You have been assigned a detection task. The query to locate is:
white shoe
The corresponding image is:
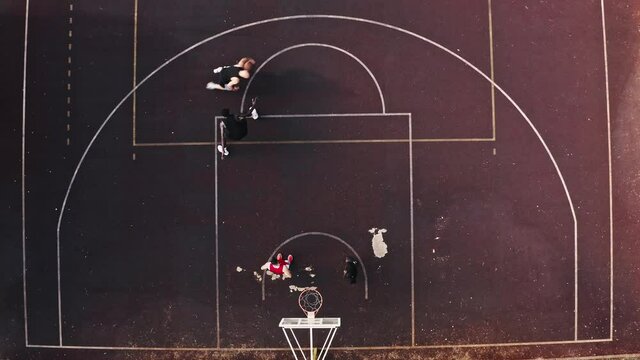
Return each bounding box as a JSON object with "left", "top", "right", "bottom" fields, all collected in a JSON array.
[
  {"left": 206, "top": 82, "right": 215, "bottom": 90},
  {"left": 251, "top": 108, "right": 259, "bottom": 120},
  {"left": 213, "top": 66, "right": 222, "bottom": 73},
  {"left": 217, "top": 145, "right": 229, "bottom": 156}
]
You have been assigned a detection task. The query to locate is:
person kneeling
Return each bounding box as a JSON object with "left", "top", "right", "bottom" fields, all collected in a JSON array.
[{"left": 261, "top": 253, "right": 293, "bottom": 280}]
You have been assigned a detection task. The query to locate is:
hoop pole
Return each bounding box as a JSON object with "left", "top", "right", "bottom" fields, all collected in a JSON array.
[
  {"left": 309, "top": 328, "right": 313, "bottom": 360},
  {"left": 319, "top": 328, "right": 338, "bottom": 360},
  {"left": 289, "top": 328, "right": 308, "bottom": 360},
  {"left": 317, "top": 327, "right": 333, "bottom": 360},
  {"left": 282, "top": 328, "right": 300, "bottom": 360}
]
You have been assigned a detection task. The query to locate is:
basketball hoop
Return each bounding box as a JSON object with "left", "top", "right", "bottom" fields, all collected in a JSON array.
[
  {"left": 299, "top": 289, "right": 323, "bottom": 319},
  {"left": 281, "top": 289, "right": 339, "bottom": 360}
]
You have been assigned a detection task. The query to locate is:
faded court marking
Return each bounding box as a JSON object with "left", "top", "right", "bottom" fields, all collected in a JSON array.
[{"left": 369, "top": 228, "right": 388, "bottom": 258}]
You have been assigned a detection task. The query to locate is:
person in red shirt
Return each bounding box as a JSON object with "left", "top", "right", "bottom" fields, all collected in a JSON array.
[{"left": 261, "top": 253, "right": 294, "bottom": 279}]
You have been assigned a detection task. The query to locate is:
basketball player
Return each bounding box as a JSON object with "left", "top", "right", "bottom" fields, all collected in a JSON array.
[
  {"left": 261, "top": 253, "right": 294, "bottom": 280},
  {"left": 206, "top": 57, "right": 256, "bottom": 91}
]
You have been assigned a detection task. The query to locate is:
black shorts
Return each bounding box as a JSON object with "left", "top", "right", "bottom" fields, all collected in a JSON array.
[{"left": 222, "top": 116, "right": 248, "bottom": 141}]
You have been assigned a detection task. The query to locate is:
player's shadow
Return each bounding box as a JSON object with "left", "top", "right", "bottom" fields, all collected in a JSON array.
[
  {"left": 249, "top": 68, "right": 352, "bottom": 96},
  {"left": 248, "top": 68, "right": 357, "bottom": 115}
]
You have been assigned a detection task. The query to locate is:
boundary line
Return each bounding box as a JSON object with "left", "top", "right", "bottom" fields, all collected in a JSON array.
[
  {"left": 409, "top": 114, "right": 415, "bottom": 345},
  {"left": 488, "top": 0, "right": 496, "bottom": 140},
  {"left": 21, "top": 0, "right": 30, "bottom": 347},
  {"left": 24, "top": 338, "right": 612, "bottom": 351},
  {"left": 231, "top": 113, "right": 403, "bottom": 118},
  {"left": 214, "top": 118, "right": 220, "bottom": 348},
  {"left": 134, "top": 138, "right": 495, "bottom": 146},
  {"left": 600, "top": 0, "right": 614, "bottom": 340},
  {"left": 132, "top": 0, "right": 138, "bottom": 145}
]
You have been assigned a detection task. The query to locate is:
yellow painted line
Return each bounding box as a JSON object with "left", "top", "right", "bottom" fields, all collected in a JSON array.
[
  {"left": 413, "top": 137, "right": 494, "bottom": 143},
  {"left": 24, "top": 338, "right": 612, "bottom": 351}
]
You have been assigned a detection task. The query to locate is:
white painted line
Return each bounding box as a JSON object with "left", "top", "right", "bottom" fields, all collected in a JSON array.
[
  {"left": 488, "top": 0, "right": 496, "bottom": 140},
  {"left": 132, "top": 0, "right": 138, "bottom": 145},
  {"left": 214, "top": 117, "right": 220, "bottom": 348},
  {"left": 408, "top": 113, "right": 416, "bottom": 345},
  {"left": 257, "top": 112, "right": 407, "bottom": 118},
  {"left": 260, "top": 232, "right": 368, "bottom": 301},
  {"left": 53, "top": 15, "right": 580, "bottom": 346},
  {"left": 21, "top": 0, "right": 30, "bottom": 347},
  {"left": 57, "top": 207, "right": 63, "bottom": 345},
  {"left": 134, "top": 141, "right": 216, "bottom": 147},
  {"left": 24, "top": 337, "right": 612, "bottom": 351},
  {"left": 134, "top": 138, "right": 495, "bottom": 146},
  {"left": 240, "top": 43, "right": 386, "bottom": 114},
  {"left": 600, "top": 0, "right": 614, "bottom": 340},
  {"left": 134, "top": 138, "right": 495, "bottom": 147}
]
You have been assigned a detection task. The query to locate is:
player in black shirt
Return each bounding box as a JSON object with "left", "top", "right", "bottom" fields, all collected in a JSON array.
[
  {"left": 217, "top": 98, "right": 259, "bottom": 158},
  {"left": 206, "top": 57, "right": 256, "bottom": 91}
]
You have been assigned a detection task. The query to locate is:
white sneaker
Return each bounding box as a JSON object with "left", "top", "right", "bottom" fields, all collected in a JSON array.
[
  {"left": 217, "top": 145, "right": 229, "bottom": 156},
  {"left": 206, "top": 82, "right": 215, "bottom": 90},
  {"left": 213, "top": 66, "right": 222, "bottom": 73},
  {"left": 251, "top": 108, "right": 259, "bottom": 120}
]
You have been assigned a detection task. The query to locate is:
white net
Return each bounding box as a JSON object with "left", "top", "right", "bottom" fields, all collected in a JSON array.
[{"left": 298, "top": 289, "right": 323, "bottom": 318}]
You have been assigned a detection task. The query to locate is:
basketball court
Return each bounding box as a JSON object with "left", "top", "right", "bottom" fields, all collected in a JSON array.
[{"left": 9, "top": 0, "right": 640, "bottom": 359}]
